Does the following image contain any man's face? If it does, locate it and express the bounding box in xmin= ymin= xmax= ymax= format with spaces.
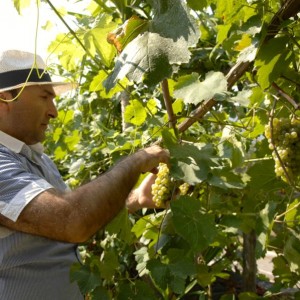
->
xmin=0 ymin=85 xmax=58 ymax=145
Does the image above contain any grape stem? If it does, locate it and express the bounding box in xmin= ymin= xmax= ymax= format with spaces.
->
xmin=161 ymin=79 xmax=179 ymax=139
xmin=276 ymin=201 xmax=300 ymax=220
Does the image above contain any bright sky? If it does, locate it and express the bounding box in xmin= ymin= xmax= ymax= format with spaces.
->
xmin=0 ymin=0 xmax=89 ymax=61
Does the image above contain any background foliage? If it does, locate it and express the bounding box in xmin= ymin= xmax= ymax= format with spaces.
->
xmin=15 ymin=0 xmax=300 ymax=298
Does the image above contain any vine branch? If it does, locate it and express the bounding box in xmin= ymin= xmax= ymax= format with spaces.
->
xmin=272 ymin=82 xmax=300 ymax=110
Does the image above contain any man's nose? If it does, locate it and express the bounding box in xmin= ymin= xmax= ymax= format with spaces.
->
xmin=48 ymin=100 xmax=58 ymax=118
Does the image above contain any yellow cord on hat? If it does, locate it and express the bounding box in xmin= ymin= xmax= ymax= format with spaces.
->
xmin=0 ymin=61 xmax=49 ymax=103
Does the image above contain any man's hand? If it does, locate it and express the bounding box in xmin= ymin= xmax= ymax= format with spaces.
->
xmin=135 ymin=145 xmax=170 ymax=174
xmin=127 ymin=173 xmax=164 ymax=213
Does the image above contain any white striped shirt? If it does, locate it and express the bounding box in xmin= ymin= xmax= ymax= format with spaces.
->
xmin=0 ymin=131 xmax=83 ymax=299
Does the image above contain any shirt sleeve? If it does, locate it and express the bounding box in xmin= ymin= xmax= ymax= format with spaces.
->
xmin=0 ymin=150 xmax=54 ymax=222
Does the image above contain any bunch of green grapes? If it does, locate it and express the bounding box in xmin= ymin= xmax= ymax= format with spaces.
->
xmin=265 ymin=116 xmax=300 ymax=184
xmin=151 ymin=163 xmax=172 ymax=207
xmin=179 ymin=182 xmax=190 ymax=195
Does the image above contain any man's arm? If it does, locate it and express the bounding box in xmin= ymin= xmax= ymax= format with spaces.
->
xmin=0 ymin=145 xmax=169 ymax=243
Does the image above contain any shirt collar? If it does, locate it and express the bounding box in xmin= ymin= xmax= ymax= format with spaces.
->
xmin=0 ymin=131 xmax=44 ymax=155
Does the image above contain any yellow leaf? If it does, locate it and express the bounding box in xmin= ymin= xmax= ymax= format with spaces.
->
xmin=235 ymin=34 xmax=251 ymax=51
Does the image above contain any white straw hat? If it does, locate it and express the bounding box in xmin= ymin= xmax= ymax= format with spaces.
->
xmin=0 ymin=50 xmax=77 ymax=95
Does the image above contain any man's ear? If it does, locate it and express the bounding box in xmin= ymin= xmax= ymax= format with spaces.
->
xmin=0 ymin=92 xmax=11 ymax=114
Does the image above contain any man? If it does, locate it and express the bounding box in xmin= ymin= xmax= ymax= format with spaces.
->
xmin=0 ymin=49 xmax=169 ymax=299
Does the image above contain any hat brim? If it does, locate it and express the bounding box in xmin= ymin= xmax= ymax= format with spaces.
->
xmin=0 ymin=81 xmax=78 ymax=95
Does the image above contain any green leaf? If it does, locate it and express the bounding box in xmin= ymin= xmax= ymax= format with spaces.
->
xmin=256 ymin=201 xmax=277 ymax=255
xmin=104 ymin=32 xmax=175 ymax=89
xmin=255 ymin=36 xmax=293 ymax=90
xmin=150 ymin=0 xmax=199 ymax=47
xmin=147 ymin=259 xmax=169 ymax=290
xmin=106 ymin=209 xmax=133 ymax=243
xmin=91 ymin=286 xmax=110 ymax=300
xmin=238 ymin=292 xmax=259 ymax=300
xmin=89 ymin=70 xmax=126 ymax=98
xmin=285 ymin=199 xmax=300 ymax=228
xmin=216 ymin=24 xmax=232 ymax=44
xmin=124 ymin=99 xmax=147 ymax=125
xmin=169 ymin=275 xmax=186 ymax=294
xmin=70 ymin=263 xmax=102 ymax=294
xmin=58 ymin=110 xmax=74 ymax=125
xmin=208 ymin=171 xmax=249 ymax=189
xmin=53 ymin=146 xmax=67 ymax=161
xmin=218 ymin=128 xmax=244 ymax=168
xmin=284 ymin=232 xmax=300 ymax=272
xmin=187 ymin=0 xmax=208 ymax=10
xmin=48 ymin=34 xmax=86 ymax=72
xmin=167 ymin=250 xmax=197 ymax=276
xmin=236 ymin=44 xmax=258 ymax=64
xmin=196 ymin=265 xmax=215 ymax=287
xmin=53 ymin=127 xmax=63 ymax=143
xmin=13 ymin=0 xmax=31 ymax=14
xmin=229 ymin=89 xmax=251 ymax=107
xmin=117 ymin=280 xmax=157 ymax=300
xmin=174 ymin=71 xmax=227 ymax=105
xmin=168 ymin=143 xmax=216 ymax=184
xmin=171 ymin=196 xmax=218 ymax=252
xmin=246 ymin=159 xmax=285 ymax=195
xmin=104 ymin=0 xmax=200 ymax=91
xmin=99 ymin=250 xmax=120 ymax=281
xmin=64 ymin=130 xmax=81 ymax=151
xmin=84 ymin=14 xmax=118 ymax=67
xmin=273 ymin=255 xmax=294 ymax=282
xmin=107 ymin=15 xmax=149 ymax=53
xmin=131 ymin=217 xmax=148 ymax=238
xmin=146 ymin=98 xmax=158 ymax=115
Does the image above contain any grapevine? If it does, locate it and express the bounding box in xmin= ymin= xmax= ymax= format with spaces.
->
xmin=265 ymin=116 xmax=300 ymax=185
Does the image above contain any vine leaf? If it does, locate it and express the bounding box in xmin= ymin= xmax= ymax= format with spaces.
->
xmin=173 ymin=71 xmax=228 ymax=105
xmin=147 ymin=255 xmax=195 ymax=294
xmin=70 ymin=264 xmax=102 ymax=295
xmin=84 ymin=15 xmax=118 ymax=67
xmin=171 ymin=196 xmax=218 ymax=252
xmin=255 ymin=36 xmax=293 ymax=90
xmin=147 ymin=259 xmax=169 ymax=290
xmin=107 ymin=15 xmax=149 ymax=54
xmin=104 ymin=0 xmax=200 ymax=91
xmin=187 ymin=0 xmax=208 ymax=10
xmin=105 ymin=209 xmax=133 ymax=243
xmin=124 ymin=99 xmax=147 ymax=125
xmin=167 ymin=142 xmax=216 ymax=185
xmin=13 ymin=0 xmax=31 ymax=14
xmin=284 ymin=232 xmax=300 ymax=272
xmin=285 ymin=199 xmax=300 ymax=229
xmin=118 ymin=280 xmax=157 ymax=300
